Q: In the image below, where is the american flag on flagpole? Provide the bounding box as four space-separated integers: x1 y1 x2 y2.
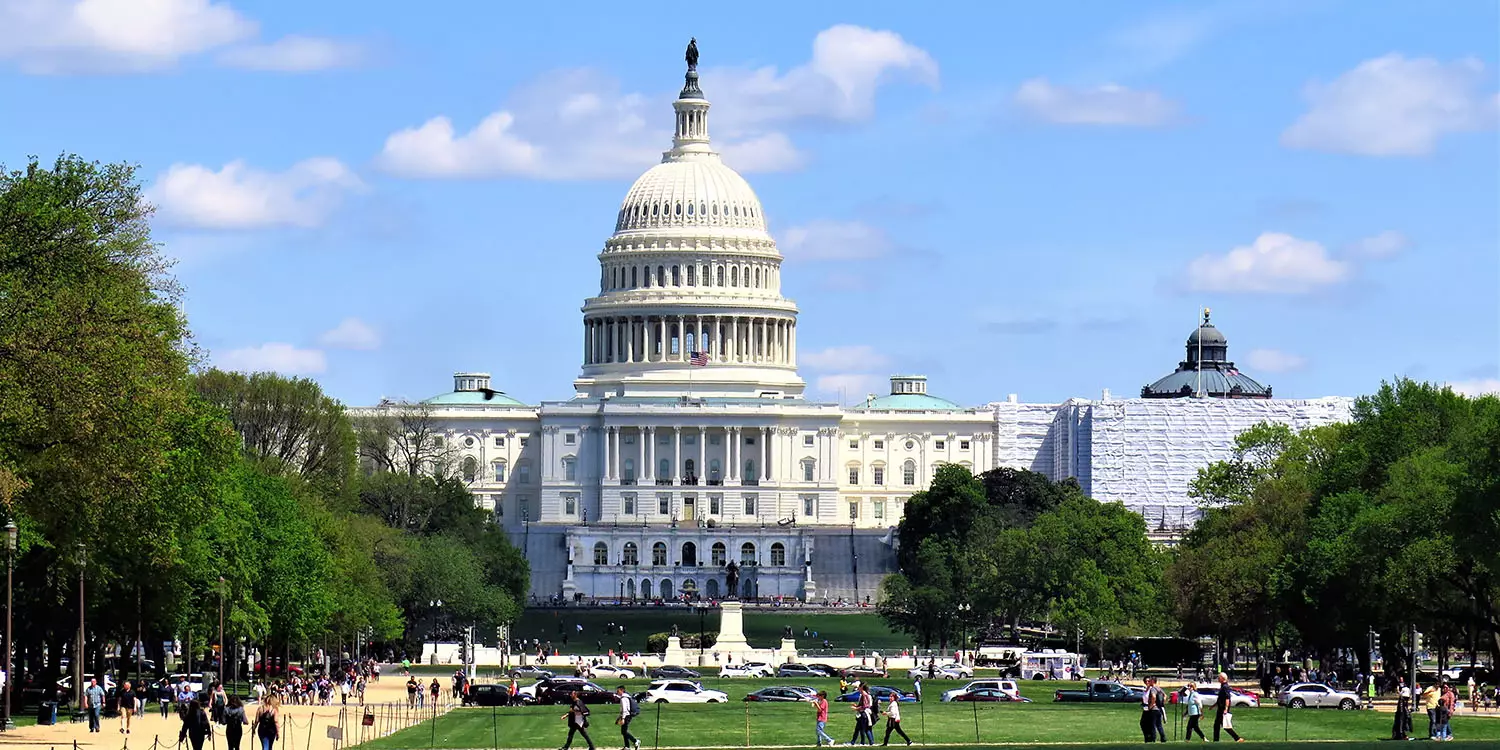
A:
689 351 709 366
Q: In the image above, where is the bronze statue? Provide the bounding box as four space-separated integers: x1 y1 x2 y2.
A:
725 560 740 599
686 38 699 70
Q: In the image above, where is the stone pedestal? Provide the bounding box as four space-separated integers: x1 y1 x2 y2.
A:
778 638 798 664
663 636 687 666
711 601 752 655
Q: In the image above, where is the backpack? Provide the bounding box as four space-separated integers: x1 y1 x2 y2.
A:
628 696 641 717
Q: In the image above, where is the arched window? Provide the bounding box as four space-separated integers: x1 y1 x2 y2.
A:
754 267 761 287
593 542 608 565
493 461 507 482
652 542 667 566
684 458 696 480
631 267 638 287
711 542 726 566
731 267 738 286
660 579 673 599
622 542 639 565
706 578 720 599
687 266 696 286
563 456 576 481
623 459 636 483
657 266 665 286
658 458 670 480
740 542 756 565
682 542 697 566
712 203 719 216
770 543 786 566
461 456 478 482
903 460 916 486
716 266 724 286
802 459 816 482
672 266 680 286
686 203 694 216
847 463 860 485
674 202 682 216
652 202 659 217
641 578 652 600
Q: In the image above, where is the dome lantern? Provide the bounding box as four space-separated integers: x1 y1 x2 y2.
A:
1141 309 1272 399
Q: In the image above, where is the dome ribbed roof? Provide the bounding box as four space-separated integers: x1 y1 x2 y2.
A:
1187 324 1227 347
613 160 767 234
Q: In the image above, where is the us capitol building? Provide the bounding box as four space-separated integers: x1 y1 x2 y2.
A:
358 45 1353 603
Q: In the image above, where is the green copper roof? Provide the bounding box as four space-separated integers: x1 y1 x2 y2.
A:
421 390 529 407
849 393 965 412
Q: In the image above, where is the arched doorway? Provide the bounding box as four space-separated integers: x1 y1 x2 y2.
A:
660 579 673 600
626 579 636 600
706 578 720 600
641 578 653 600
682 541 698 566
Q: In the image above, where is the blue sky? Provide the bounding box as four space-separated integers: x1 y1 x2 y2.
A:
4 0 1496 407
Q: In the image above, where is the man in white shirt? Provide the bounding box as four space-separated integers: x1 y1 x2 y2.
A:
615 686 640 750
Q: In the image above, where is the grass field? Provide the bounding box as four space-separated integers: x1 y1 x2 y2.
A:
355 676 1500 749
514 609 909 656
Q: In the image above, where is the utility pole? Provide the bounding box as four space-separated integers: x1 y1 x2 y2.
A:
1409 623 1419 697
75 543 86 710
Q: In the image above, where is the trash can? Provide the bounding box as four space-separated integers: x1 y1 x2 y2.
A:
38 701 57 726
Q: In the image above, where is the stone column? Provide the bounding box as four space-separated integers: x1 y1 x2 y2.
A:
637 428 645 482
763 427 771 481
644 427 655 481
727 427 738 482
657 317 666 362
673 427 682 482
602 425 611 480
698 427 707 482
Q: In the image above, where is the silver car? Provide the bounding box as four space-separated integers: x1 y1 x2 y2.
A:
1277 682 1360 709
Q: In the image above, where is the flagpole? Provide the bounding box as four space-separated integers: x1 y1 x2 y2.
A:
1196 307 1205 398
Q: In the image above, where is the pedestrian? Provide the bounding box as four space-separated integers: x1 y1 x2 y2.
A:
254 694 280 750
83 677 105 733
850 684 875 745
1393 680 1412 740
1438 682 1456 741
561 691 595 750
1149 677 1167 742
879 690 911 746
211 681 228 723
178 699 213 750
159 679 172 718
117 680 136 735
615 685 640 750
1140 676 1160 743
814 691 836 747
1182 682 1207 741
912 674 922 702
224 695 249 750
1421 682 1440 739
1212 673 1243 742
431 677 442 707
407 675 419 708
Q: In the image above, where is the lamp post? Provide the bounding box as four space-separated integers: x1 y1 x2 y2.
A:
3 521 16 731
218 576 225 686
73 542 86 709
956 603 972 666
696 603 708 666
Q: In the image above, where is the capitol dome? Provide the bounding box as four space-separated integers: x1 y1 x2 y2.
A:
614 160 767 234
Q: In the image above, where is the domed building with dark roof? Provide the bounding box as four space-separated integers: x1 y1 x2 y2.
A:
1141 311 1272 399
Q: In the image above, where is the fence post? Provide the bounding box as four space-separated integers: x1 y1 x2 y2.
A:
491 704 498 750
654 701 661 750
743 701 750 748
971 698 980 743
918 698 925 745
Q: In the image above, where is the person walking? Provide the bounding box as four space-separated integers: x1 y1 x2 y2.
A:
159 679 173 718
1140 677 1159 742
561 691 595 750
615 686 640 750
430 677 442 708
83 677 106 733
1438 683 1456 741
1392 680 1412 740
1421 682 1440 739
117 680 136 734
1149 677 1168 742
850 684 874 745
224 695 249 750
879 690 911 746
813 691 836 747
178 699 213 750
912 674 922 702
406 675 419 708
254 694 280 750
1212 673 1243 742
1183 683 1207 741
211 681 228 723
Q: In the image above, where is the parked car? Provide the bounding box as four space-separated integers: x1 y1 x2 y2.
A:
941 680 1021 702
639 680 727 704
463 684 513 707
510 665 555 680
517 677 587 701
951 688 1031 703
1053 681 1146 703
721 664 772 678
538 681 617 706
1177 686 1260 709
780 685 820 700
842 665 888 680
57 675 118 693
649 665 701 680
909 663 971 680
777 664 824 678
806 663 840 677
744 687 815 702
588 665 636 680
837 686 916 703
1278 683 1360 710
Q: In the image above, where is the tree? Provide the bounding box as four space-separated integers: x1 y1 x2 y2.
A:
356 401 459 479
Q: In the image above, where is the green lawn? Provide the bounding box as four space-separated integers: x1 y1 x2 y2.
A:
354 677 1500 748
514 609 910 656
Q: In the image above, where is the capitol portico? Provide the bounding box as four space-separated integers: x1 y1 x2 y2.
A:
357 42 1352 602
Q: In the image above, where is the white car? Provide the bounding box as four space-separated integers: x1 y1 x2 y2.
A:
1278 683 1360 710
720 664 772 678
1180 687 1260 709
589 665 636 680
942 679 1020 702
910 662 973 679
641 679 728 703
58 675 118 692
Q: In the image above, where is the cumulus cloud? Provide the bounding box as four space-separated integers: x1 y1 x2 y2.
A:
217 34 365 71
780 220 896 262
814 373 887 404
377 25 935 180
1346 229 1411 259
800 345 890 372
1245 348 1308 374
148 158 363 229
216 342 326 375
1282 54 1499 156
1445 378 1500 398
1013 78 1179 126
318 317 380 351
1184 232 1351 294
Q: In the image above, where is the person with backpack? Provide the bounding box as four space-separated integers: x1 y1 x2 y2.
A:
178 699 213 750
223 695 249 750
254 694 280 750
615 685 640 750
562 691 594 750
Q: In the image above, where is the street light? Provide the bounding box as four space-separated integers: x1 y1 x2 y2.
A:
218 576 225 686
3 520 16 731
956 603 972 666
75 542 86 710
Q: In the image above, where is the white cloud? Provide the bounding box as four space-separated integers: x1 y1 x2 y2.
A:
780 220 895 262
1282 54 1499 156
1346 229 1411 259
216 342 326 375
1245 348 1307 374
1184 232 1351 294
218 34 364 71
0 0 254 72
318 317 380 351
1446 378 1500 398
148 158 363 229
1014 78 1179 126
377 25 935 180
814 373 887 404
800 345 890 372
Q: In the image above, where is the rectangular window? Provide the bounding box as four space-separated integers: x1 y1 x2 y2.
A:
659 434 670 445
494 463 506 482
803 434 814 447
802 461 815 482
746 436 756 445
563 494 577 515
848 439 858 449
518 464 531 484
802 495 815 516
849 500 859 520
563 459 576 481
623 493 636 515
874 499 885 520
518 495 531 520
710 435 721 445
685 434 696 445
623 434 635 444
848 468 859 485
873 467 885 486
709 494 721 514
493 495 504 518
658 494 670 515
565 433 576 445
743 494 756 515
432 436 445 448
873 439 884 450
519 437 528 448
494 437 505 447
935 440 945 451
960 440 970 450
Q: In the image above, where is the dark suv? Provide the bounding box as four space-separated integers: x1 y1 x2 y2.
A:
537 681 617 706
